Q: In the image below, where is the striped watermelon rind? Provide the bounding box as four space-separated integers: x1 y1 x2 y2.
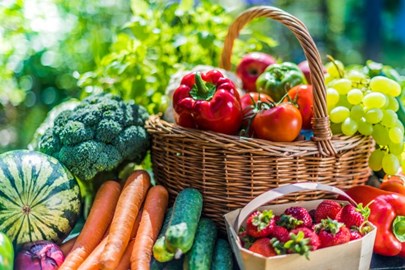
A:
0 150 81 247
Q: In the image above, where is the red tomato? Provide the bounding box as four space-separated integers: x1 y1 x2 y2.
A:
240 92 273 112
284 85 313 130
252 102 302 142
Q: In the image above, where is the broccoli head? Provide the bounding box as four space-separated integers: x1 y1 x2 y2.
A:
37 93 150 181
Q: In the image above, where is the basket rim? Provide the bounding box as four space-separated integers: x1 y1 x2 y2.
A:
146 115 373 157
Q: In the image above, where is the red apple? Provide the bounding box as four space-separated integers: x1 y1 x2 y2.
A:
236 52 276 92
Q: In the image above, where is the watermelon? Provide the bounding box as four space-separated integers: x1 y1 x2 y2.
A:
0 150 81 247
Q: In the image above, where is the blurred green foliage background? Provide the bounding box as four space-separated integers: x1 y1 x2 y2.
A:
1 0 405 153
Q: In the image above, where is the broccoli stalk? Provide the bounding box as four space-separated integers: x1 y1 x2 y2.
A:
35 93 151 182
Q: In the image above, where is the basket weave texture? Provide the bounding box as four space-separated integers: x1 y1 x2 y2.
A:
146 6 374 231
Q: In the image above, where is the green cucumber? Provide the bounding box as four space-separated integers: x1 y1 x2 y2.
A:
165 188 203 256
153 208 175 262
211 238 234 270
183 218 217 270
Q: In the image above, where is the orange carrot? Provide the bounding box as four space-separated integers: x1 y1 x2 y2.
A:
130 185 169 270
116 239 135 270
100 170 151 270
78 208 143 270
59 180 121 270
60 236 77 257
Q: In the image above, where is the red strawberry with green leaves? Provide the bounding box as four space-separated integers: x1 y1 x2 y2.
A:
249 238 277 257
290 227 320 251
277 207 312 230
314 200 342 223
348 220 373 241
283 230 312 259
270 225 290 243
337 203 370 229
316 218 351 248
238 226 255 249
349 229 363 241
246 209 276 238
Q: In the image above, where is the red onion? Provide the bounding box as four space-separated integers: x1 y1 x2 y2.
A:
15 240 64 270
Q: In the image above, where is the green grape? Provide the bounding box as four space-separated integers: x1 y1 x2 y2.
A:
347 69 367 85
330 106 350 123
363 92 387 108
369 76 401 97
368 149 385 171
329 78 352 95
365 108 383 124
358 118 373 135
372 124 390 146
330 122 342 135
402 157 405 174
341 117 358 136
347 89 363 105
326 88 340 108
324 73 333 85
386 95 400 112
336 95 352 109
382 153 400 175
388 140 404 155
396 120 405 133
381 109 398 128
325 60 344 78
389 127 404 144
350 105 364 121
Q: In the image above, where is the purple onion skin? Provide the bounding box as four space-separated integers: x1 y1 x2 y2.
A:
15 240 65 270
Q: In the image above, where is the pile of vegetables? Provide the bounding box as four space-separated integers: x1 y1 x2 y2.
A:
56 171 233 270
151 188 233 270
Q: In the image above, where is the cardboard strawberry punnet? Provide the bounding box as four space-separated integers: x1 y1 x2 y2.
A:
224 183 377 270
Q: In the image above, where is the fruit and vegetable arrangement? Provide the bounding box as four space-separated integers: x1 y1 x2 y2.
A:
1 4 405 270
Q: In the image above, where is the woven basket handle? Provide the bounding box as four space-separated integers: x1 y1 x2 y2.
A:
220 6 336 156
235 182 356 231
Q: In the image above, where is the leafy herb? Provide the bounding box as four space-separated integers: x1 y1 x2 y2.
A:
79 0 276 114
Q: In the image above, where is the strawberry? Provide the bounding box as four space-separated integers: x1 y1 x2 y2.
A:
349 229 363 241
316 218 351 248
290 227 320 251
314 200 342 223
337 203 370 229
238 226 255 249
246 210 276 238
283 230 312 259
270 225 290 243
249 238 277 257
277 207 312 229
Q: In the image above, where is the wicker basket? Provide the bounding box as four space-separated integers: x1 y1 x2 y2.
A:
146 6 374 232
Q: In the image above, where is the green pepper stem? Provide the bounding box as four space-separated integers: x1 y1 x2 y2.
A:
393 215 405 242
195 73 209 96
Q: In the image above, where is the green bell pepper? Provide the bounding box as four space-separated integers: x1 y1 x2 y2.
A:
256 62 305 102
0 233 14 270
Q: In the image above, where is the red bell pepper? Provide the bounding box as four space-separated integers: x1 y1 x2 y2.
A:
343 185 405 257
172 70 243 135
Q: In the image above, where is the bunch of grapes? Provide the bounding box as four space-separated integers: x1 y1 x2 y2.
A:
325 59 404 175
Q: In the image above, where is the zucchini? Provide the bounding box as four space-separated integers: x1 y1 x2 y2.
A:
211 238 234 270
153 208 175 262
165 188 203 255
183 218 217 270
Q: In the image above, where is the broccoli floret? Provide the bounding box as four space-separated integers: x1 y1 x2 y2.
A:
36 93 151 181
